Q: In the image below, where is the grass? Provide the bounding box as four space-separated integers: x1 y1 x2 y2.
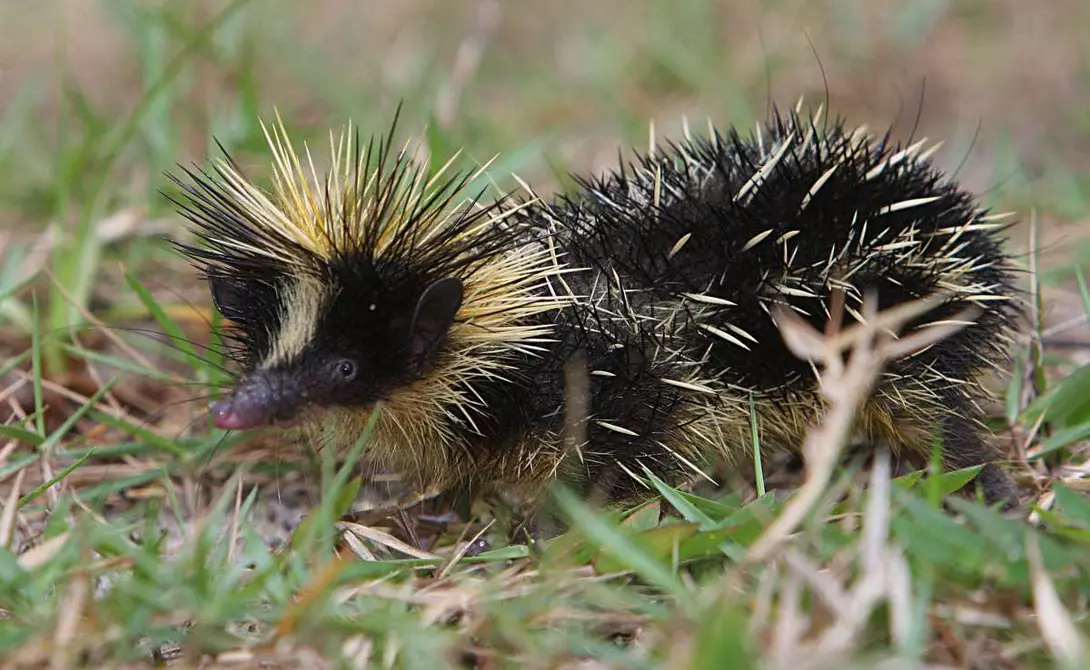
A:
2 0 1090 667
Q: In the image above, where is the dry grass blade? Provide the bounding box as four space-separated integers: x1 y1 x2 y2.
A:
434 0 501 128
51 573 91 668
226 474 247 565
438 518 495 579
771 568 806 664
337 521 440 560
770 448 902 669
836 466 898 643
746 290 980 565
776 290 961 367
0 467 26 549
861 448 893 575
1027 531 1087 667
341 527 378 561
17 531 71 570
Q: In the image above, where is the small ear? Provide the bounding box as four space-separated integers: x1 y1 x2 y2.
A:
407 277 464 370
208 274 247 321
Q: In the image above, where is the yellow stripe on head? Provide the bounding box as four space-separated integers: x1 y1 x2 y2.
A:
263 275 331 368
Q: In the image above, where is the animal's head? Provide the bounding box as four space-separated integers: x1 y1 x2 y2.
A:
168 111 558 432
203 264 465 430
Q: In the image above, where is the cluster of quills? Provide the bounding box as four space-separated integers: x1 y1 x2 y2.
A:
167 100 1022 515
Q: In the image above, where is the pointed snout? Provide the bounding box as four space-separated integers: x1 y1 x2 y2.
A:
211 370 302 431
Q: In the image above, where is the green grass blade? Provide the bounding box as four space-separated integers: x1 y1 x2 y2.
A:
89 410 190 459
39 378 117 456
0 425 45 447
18 447 97 508
123 270 199 364
551 484 688 601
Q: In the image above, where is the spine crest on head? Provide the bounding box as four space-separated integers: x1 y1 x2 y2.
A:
168 110 571 488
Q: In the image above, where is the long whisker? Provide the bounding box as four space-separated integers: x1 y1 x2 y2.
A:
58 323 240 380
89 391 224 443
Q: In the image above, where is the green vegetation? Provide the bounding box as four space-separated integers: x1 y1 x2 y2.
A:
1 1 1089 667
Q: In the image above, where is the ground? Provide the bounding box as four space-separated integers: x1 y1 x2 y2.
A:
1 1 1090 668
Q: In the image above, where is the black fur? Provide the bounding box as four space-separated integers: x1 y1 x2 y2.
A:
169 105 1023 510
493 106 1022 505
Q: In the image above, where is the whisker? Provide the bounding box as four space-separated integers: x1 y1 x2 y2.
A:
59 323 240 379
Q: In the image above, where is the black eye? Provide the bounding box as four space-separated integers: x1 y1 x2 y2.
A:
336 359 357 381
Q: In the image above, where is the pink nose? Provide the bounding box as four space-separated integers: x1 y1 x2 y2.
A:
211 399 265 431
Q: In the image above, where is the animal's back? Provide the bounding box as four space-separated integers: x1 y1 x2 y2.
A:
504 106 1020 505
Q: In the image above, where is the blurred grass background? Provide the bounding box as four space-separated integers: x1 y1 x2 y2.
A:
2 0 1089 219
2 0 1089 354
2 1 1090 667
